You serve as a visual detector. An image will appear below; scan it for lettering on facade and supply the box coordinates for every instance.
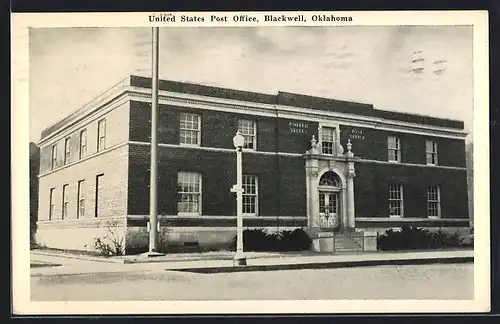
[348,128,365,140]
[288,121,309,134]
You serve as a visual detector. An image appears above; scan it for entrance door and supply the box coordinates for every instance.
[319,191,339,227]
[317,171,342,228]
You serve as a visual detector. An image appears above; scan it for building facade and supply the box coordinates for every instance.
[36,75,470,253]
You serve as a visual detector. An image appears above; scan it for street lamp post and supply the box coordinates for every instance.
[231,131,247,266]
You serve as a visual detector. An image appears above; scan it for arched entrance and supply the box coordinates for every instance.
[318,171,342,228]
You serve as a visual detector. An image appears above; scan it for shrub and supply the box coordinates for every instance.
[93,220,125,256]
[377,225,465,251]
[279,229,312,251]
[231,228,311,252]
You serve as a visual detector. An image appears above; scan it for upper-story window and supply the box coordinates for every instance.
[97,119,106,152]
[51,144,57,170]
[79,129,87,159]
[238,119,256,150]
[180,113,201,146]
[426,140,438,165]
[321,127,336,155]
[387,136,401,162]
[64,137,71,165]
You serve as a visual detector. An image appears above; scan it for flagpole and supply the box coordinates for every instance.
[148,26,161,255]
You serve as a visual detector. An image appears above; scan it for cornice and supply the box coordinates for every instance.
[38,81,468,145]
[129,88,468,139]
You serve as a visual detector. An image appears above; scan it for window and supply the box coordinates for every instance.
[97,119,106,152]
[177,172,201,215]
[79,129,87,159]
[388,136,401,162]
[388,184,404,217]
[238,119,256,150]
[319,172,341,187]
[180,113,200,146]
[51,144,57,170]
[77,180,85,218]
[95,174,104,217]
[319,192,339,215]
[62,184,69,220]
[426,140,438,165]
[242,175,258,215]
[427,186,441,218]
[49,188,55,221]
[64,137,71,165]
[321,127,336,155]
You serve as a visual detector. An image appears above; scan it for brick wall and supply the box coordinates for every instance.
[340,125,466,168]
[40,101,130,175]
[354,162,469,219]
[127,144,306,219]
[36,143,129,251]
[38,144,129,224]
[129,100,318,154]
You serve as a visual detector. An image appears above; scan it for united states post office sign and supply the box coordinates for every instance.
[288,121,309,134]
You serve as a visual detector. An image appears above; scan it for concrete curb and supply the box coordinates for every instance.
[122,253,288,264]
[31,251,127,264]
[172,256,474,273]
[31,250,473,269]
[31,250,282,264]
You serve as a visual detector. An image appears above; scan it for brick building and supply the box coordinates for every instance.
[30,142,40,247]
[36,75,471,253]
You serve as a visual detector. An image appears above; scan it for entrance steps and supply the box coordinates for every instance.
[333,234,364,253]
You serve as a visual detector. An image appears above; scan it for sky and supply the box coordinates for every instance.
[29,26,473,142]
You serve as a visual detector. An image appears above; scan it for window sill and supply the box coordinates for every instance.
[427,216,441,219]
[389,215,403,218]
[179,143,200,148]
[387,160,401,163]
[177,213,202,217]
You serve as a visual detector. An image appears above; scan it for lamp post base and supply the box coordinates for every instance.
[233,253,247,266]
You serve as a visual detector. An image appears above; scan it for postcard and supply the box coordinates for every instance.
[12,10,490,314]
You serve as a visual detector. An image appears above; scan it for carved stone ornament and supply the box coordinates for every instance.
[337,143,344,155]
[309,169,319,177]
[310,135,320,154]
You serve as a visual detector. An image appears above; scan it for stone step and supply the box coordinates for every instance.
[333,235,364,252]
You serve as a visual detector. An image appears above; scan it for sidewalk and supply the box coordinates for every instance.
[30,249,474,276]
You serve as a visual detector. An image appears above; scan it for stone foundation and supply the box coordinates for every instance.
[125,226,303,253]
[35,225,127,252]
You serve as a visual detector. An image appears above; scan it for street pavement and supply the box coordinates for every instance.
[31,263,473,300]
[30,250,474,301]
